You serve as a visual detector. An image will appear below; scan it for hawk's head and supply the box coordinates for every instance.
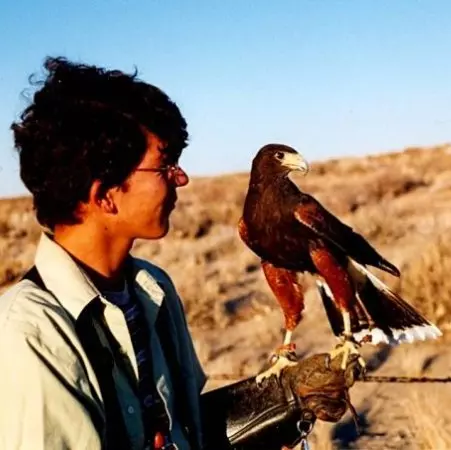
[251,144,309,178]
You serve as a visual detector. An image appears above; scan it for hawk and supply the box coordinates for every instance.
[239,144,442,384]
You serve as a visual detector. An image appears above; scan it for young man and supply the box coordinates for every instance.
[0,57,359,450]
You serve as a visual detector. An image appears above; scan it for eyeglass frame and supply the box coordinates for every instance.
[134,164,182,177]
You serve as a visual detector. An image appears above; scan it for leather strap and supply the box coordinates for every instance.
[155,301,198,448]
[21,266,130,450]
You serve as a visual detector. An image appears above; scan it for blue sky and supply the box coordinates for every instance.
[1,0,450,197]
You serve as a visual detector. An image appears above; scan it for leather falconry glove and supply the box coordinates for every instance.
[200,352,363,450]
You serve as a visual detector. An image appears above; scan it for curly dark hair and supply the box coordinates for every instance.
[11,56,189,229]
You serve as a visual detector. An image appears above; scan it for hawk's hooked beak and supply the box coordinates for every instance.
[282,153,309,175]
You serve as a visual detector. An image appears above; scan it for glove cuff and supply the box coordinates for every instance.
[200,371,311,450]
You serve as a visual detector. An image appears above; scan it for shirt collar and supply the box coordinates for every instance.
[34,232,166,321]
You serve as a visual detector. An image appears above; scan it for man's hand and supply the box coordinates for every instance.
[200,352,364,450]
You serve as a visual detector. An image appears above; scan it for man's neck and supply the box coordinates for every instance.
[53,223,133,292]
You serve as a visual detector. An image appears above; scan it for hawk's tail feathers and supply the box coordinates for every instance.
[316,262,442,346]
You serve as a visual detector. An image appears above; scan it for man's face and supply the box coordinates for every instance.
[110,130,189,240]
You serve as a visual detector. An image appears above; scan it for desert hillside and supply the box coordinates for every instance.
[2,143,451,449]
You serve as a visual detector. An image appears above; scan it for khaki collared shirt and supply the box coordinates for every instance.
[0,233,206,450]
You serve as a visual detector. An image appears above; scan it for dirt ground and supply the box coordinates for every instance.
[2,143,451,449]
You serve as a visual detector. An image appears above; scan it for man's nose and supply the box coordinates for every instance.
[175,167,189,187]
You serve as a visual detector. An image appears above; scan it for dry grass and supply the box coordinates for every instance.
[395,343,451,450]
[394,230,451,333]
[407,388,451,450]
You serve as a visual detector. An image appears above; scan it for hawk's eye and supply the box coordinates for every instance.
[275,151,284,160]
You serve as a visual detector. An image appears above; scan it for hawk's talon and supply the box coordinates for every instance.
[255,355,297,386]
[255,345,298,386]
[328,334,366,371]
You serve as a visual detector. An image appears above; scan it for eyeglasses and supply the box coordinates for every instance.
[135,164,182,178]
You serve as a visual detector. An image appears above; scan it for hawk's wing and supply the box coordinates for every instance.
[294,196,357,254]
[294,195,400,276]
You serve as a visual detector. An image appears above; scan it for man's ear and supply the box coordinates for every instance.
[89,180,118,214]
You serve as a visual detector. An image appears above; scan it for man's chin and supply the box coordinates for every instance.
[142,222,170,240]
[131,215,172,241]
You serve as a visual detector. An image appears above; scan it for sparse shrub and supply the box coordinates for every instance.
[393,230,451,333]
[348,205,414,246]
[0,219,11,236]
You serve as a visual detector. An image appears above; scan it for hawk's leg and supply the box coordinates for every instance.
[309,246,366,371]
[328,312,366,370]
[255,262,304,385]
[283,329,293,346]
